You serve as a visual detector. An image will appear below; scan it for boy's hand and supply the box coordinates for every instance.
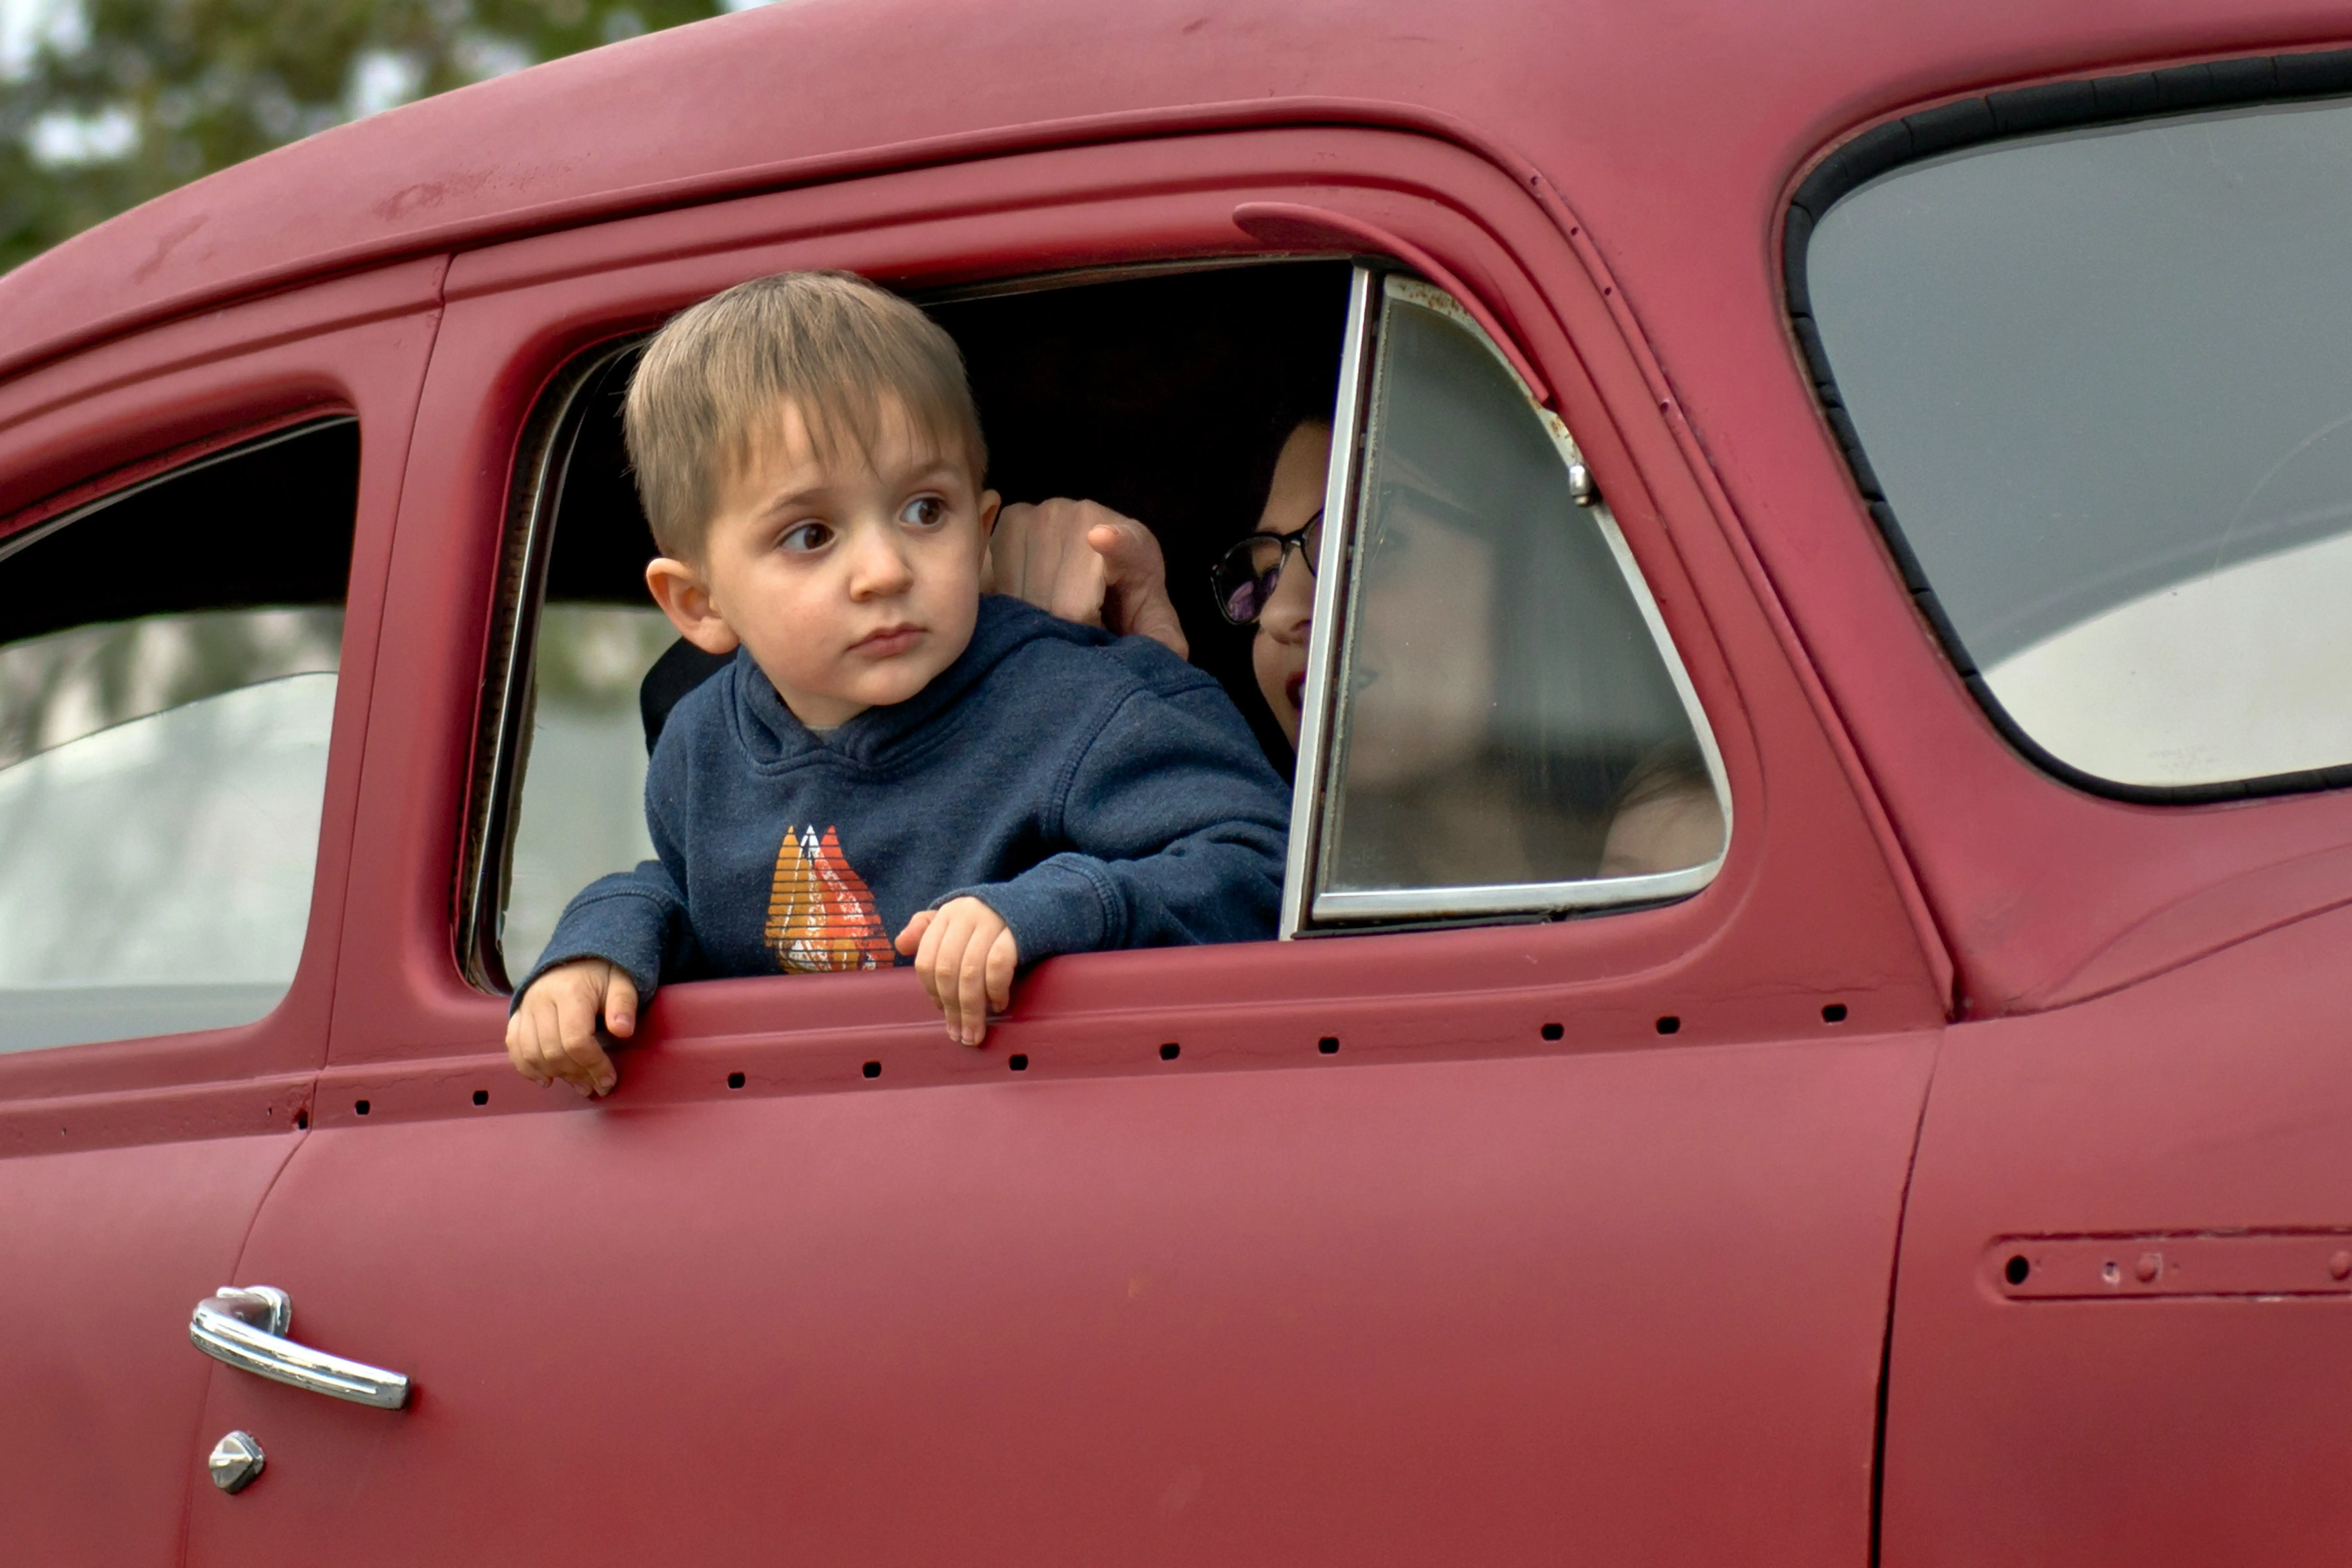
[895,897,1018,1047]
[505,959,635,1097]
[988,498,1189,661]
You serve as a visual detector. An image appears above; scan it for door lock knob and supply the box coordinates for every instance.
[207,1430,264,1494]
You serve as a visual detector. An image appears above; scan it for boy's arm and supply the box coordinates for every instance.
[939,677,1291,963]
[507,744,704,1089]
[510,859,697,1008]
[505,860,698,1095]
[512,713,710,1007]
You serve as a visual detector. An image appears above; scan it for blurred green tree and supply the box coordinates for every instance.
[0,0,732,272]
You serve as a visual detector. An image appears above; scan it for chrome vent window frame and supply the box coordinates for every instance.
[1277,264,1376,939]
[1286,270,1731,935]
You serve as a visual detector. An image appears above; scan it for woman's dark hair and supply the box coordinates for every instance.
[1234,379,1338,546]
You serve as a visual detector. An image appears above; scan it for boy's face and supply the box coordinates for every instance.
[647,395,999,728]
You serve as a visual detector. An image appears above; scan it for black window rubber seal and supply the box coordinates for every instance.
[1783,44,2352,807]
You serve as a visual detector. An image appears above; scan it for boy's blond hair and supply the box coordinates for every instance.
[624,271,986,558]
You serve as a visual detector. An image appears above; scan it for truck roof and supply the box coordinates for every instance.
[0,0,2300,382]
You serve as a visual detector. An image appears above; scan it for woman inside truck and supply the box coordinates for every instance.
[985,408,1721,886]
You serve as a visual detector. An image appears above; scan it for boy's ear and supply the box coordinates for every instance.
[977,489,1002,543]
[645,557,741,655]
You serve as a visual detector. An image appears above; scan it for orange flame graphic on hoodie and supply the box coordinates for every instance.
[763,825,893,972]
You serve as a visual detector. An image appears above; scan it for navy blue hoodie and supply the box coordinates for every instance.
[519,596,1291,1003]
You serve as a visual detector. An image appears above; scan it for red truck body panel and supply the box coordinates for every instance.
[3,0,2350,1561]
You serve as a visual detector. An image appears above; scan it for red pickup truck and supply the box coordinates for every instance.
[8,1,2352,1563]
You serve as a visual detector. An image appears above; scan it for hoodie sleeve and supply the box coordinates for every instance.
[940,676,1291,961]
[509,731,705,1010]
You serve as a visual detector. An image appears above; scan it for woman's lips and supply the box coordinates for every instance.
[854,625,922,657]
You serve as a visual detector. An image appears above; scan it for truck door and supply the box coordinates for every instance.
[0,263,438,1564]
[186,134,1944,1566]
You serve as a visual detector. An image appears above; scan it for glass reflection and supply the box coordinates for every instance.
[0,609,344,1051]
[1321,283,1722,899]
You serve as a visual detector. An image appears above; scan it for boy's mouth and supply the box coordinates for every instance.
[1285,672,1306,712]
[853,624,923,657]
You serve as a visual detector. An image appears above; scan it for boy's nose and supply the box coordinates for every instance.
[846,526,916,596]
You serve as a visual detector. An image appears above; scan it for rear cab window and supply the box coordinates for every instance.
[1799,88,2352,798]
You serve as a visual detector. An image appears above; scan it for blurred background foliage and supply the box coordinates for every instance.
[0,0,746,273]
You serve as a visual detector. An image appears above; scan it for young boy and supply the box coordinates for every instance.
[505,271,1291,1096]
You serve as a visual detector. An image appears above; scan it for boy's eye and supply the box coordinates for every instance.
[899,495,947,529]
[779,521,833,553]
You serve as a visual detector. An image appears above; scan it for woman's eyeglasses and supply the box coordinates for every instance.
[1210,511,1322,626]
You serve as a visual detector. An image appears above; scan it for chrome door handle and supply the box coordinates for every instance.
[189,1286,411,1410]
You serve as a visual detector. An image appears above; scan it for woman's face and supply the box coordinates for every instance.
[1252,423,1331,748]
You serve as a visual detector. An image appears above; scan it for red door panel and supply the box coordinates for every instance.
[1883,899,2352,1565]
[0,260,442,1563]
[190,1027,1932,1564]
